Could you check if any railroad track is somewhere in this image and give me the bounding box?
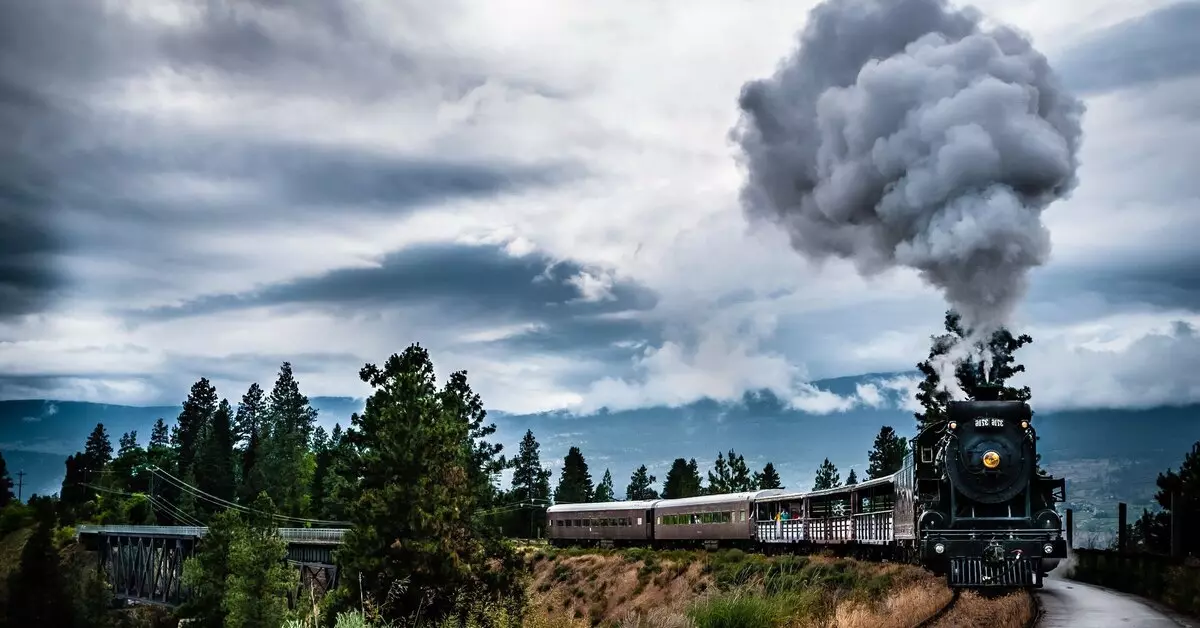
[1025,589,1043,628]
[914,589,961,628]
[913,588,1042,628]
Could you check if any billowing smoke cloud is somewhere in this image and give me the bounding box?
[732,0,1085,335]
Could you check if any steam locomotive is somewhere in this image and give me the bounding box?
[546,387,1068,588]
[914,386,1068,586]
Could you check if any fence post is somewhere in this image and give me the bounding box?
[1065,508,1073,549]
[1170,491,1183,558]
[1118,502,1127,554]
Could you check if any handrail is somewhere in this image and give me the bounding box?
[76,524,348,544]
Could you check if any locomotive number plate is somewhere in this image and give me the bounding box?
[974,417,1004,428]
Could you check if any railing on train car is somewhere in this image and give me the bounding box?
[852,510,895,543]
[757,519,807,542]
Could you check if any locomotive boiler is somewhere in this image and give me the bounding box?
[913,386,1068,587]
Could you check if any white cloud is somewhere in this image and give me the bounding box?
[1016,313,1200,411]
[0,0,1197,418]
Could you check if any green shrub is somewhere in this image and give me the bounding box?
[688,592,785,628]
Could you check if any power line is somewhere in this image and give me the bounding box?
[148,465,350,527]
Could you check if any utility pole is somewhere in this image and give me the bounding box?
[16,470,25,502]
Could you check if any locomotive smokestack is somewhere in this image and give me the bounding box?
[973,384,1003,401]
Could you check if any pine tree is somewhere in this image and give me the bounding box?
[5,497,73,627]
[727,450,753,492]
[236,383,267,503]
[914,310,1033,431]
[626,465,659,500]
[58,454,88,523]
[441,369,507,513]
[196,398,237,511]
[177,378,219,477]
[310,425,331,517]
[180,508,241,627]
[846,469,858,485]
[813,458,841,491]
[223,494,296,628]
[706,451,731,495]
[234,382,266,446]
[866,426,908,479]
[82,423,114,473]
[0,453,14,508]
[111,431,149,495]
[150,418,170,448]
[594,469,616,502]
[508,430,552,538]
[317,423,355,523]
[261,363,318,517]
[662,458,704,499]
[554,446,594,504]
[330,345,524,623]
[118,431,139,456]
[753,462,783,490]
[914,310,1042,472]
[1135,441,1200,555]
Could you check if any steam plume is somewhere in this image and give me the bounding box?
[732,0,1085,335]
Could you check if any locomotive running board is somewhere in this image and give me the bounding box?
[948,557,1041,588]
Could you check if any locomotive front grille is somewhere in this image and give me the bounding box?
[948,557,1040,588]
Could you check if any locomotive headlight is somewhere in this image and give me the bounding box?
[1021,420,1029,429]
[934,543,945,554]
[948,421,957,430]
[1044,544,1054,554]
[982,450,1001,469]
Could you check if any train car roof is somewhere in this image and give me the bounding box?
[546,499,660,513]
[654,489,786,509]
[754,471,899,502]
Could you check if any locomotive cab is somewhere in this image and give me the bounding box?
[913,387,1068,588]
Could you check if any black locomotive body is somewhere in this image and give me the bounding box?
[912,389,1068,587]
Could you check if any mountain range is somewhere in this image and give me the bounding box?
[2,372,1196,542]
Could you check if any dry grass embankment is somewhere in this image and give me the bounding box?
[518,546,963,628]
[925,590,1035,628]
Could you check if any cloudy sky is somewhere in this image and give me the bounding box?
[1,0,1197,418]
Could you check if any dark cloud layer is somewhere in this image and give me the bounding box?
[0,0,580,318]
[1054,2,1200,95]
[135,242,658,327]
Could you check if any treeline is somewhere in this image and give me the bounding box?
[500,425,910,536]
[1122,440,1200,557]
[54,363,343,528]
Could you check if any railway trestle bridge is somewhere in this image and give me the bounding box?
[75,525,347,607]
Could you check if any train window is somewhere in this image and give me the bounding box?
[637,517,642,525]
[921,447,933,463]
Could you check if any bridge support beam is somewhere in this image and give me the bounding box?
[100,534,194,606]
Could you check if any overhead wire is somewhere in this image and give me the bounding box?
[148,465,351,527]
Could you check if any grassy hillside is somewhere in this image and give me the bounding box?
[514,546,1023,628]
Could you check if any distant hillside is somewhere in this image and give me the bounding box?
[2,381,1197,542]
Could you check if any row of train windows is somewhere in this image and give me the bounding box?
[657,511,747,525]
[553,518,633,527]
